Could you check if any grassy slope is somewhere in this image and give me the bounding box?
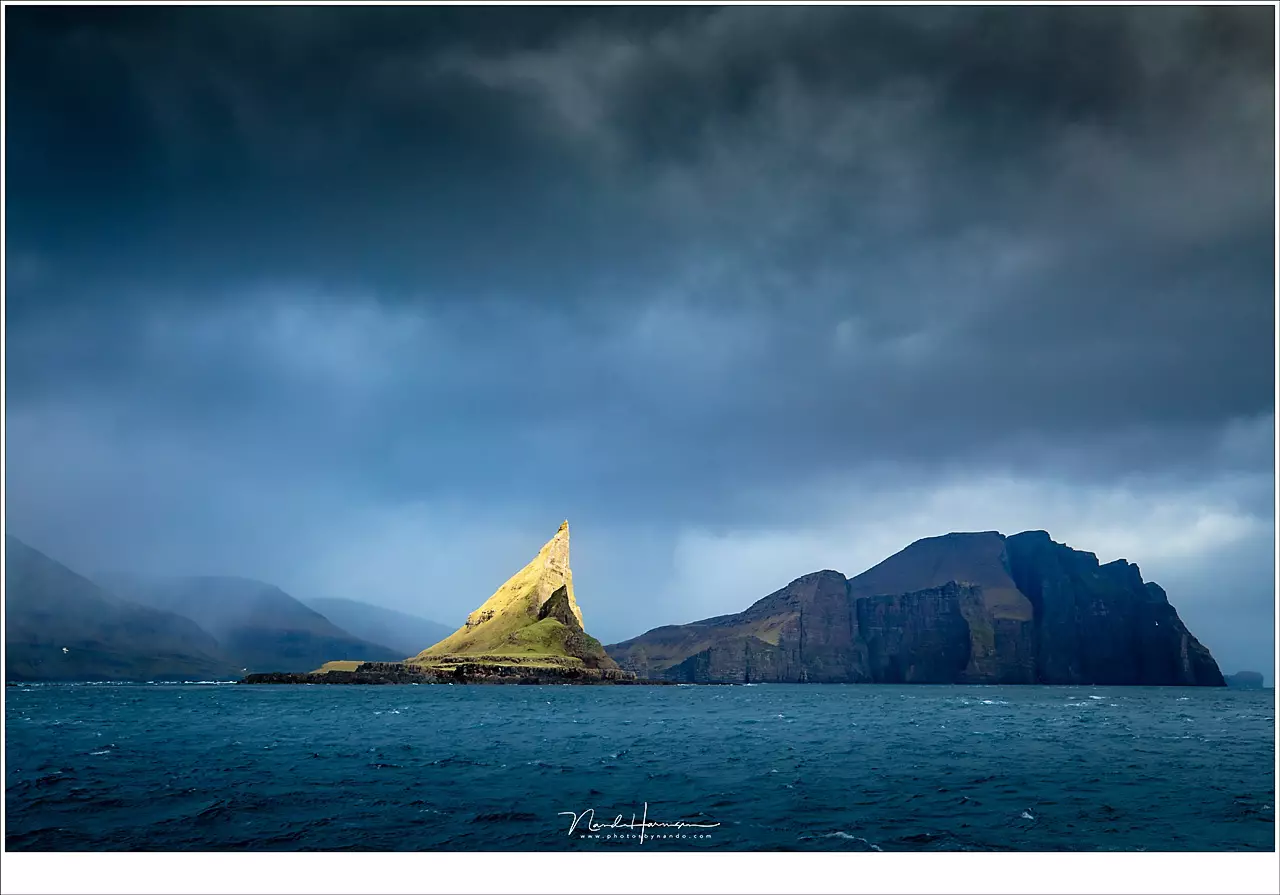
[413,521,584,660]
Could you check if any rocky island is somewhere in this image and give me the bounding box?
[243,522,643,685]
[1225,670,1266,689]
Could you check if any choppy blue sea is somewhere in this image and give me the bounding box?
[5,683,1274,851]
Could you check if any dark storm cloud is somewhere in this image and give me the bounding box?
[4,6,1274,674]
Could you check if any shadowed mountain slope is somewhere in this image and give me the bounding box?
[5,536,239,681]
[98,574,402,673]
[847,531,1032,620]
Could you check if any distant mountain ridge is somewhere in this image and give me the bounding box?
[4,535,406,680]
[303,597,452,658]
[98,574,403,673]
[607,530,1224,686]
[4,536,240,681]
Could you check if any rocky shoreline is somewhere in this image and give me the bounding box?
[239,660,672,685]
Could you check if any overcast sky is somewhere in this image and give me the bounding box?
[5,6,1275,678]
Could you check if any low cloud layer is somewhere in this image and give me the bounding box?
[5,7,1274,677]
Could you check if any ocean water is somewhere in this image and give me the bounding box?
[5,683,1274,851]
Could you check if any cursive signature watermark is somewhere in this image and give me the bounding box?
[558,802,720,844]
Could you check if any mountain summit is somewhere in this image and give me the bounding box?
[412,521,615,670]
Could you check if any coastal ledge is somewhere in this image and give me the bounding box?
[240,659,671,685]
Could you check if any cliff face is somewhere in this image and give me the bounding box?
[1005,531,1223,686]
[608,530,1222,686]
[848,533,1036,684]
[661,571,865,683]
[860,583,989,683]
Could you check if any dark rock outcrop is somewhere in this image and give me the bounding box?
[536,585,617,670]
[538,585,582,629]
[608,530,1223,686]
[242,658,645,685]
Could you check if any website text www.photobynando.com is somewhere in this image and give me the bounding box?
[559,802,721,844]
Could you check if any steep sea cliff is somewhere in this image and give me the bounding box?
[608,531,1223,686]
